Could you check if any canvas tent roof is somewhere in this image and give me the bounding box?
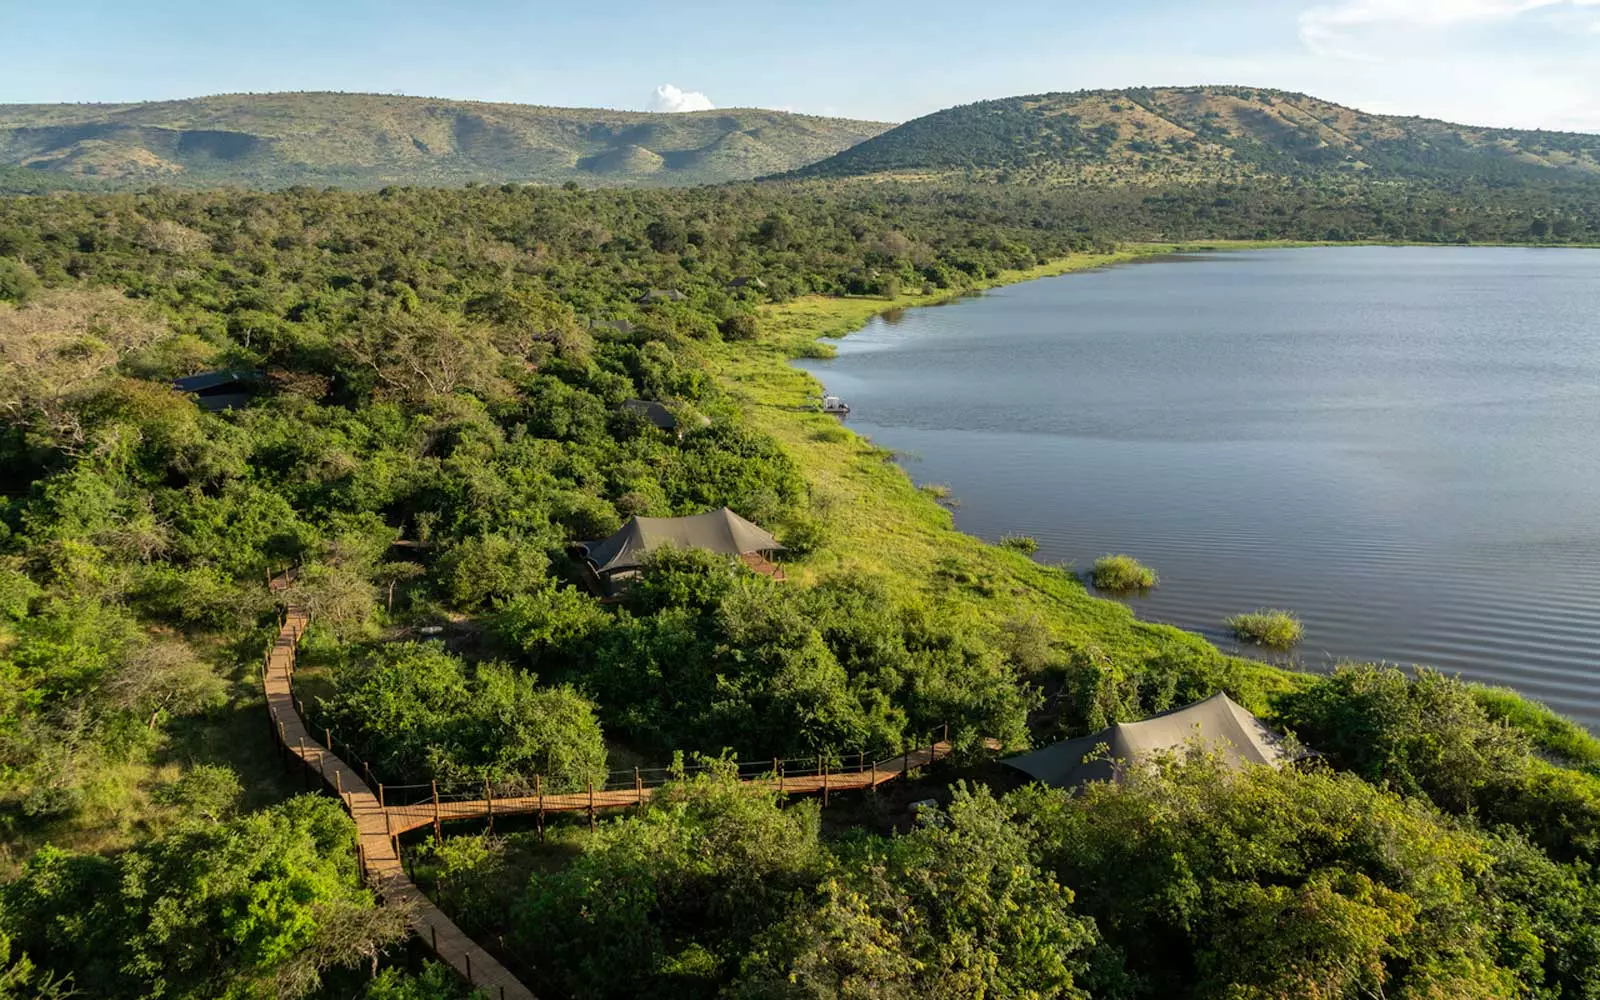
[621,399,678,430]
[579,508,783,575]
[1004,693,1288,789]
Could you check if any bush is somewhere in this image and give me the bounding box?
[1226,609,1303,649]
[1090,554,1157,591]
[1000,534,1039,555]
[0,257,40,303]
[718,312,759,341]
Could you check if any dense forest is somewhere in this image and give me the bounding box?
[3,175,1600,999]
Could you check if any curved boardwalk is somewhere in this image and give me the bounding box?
[262,579,982,998]
[263,603,537,1000]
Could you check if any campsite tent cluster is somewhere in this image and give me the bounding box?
[1005,693,1291,789]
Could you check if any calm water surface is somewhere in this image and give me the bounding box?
[800,247,1600,729]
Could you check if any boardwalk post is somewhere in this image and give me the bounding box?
[431,924,437,952]
[485,777,493,834]
[775,758,782,794]
[324,727,332,750]
[587,780,596,832]
[465,952,473,986]
[536,775,545,841]
[635,767,643,810]
[870,757,877,789]
[822,759,829,807]
[431,781,441,844]
[299,738,310,790]
[378,783,385,809]
[334,769,344,810]
[943,722,950,745]
[364,760,372,788]
[277,721,287,767]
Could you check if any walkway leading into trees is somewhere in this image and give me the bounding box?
[261,575,982,998]
[262,599,538,1000]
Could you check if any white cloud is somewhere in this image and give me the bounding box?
[1301,0,1600,57]
[651,84,714,113]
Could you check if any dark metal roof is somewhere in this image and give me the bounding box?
[172,369,264,393]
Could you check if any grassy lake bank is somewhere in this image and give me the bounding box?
[709,242,1600,763]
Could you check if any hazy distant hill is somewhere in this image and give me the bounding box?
[0,92,891,189]
[794,87,1600,184]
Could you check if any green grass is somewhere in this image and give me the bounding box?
[1226,610,1305,650]
[1091,554,1158,591]
[1474,686,1600,771]
[703,246,1300,711]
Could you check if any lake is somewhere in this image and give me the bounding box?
[799,247,1600,730]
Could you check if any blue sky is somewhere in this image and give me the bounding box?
[4,0,1599,130]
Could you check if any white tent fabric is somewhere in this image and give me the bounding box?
[1005,693,1288,789]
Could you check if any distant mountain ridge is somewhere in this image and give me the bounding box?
[0,92,892,189]
[794,86,1600,184]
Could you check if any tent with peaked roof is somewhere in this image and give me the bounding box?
[1004,693,1289,789]
[577,508,785,591]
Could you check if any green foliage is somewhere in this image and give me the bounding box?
[1275,666,1527,811]
[1016,754,1577,999]
[1226,609,1303,649]
[511,767,825,999]
[1090,554,1157,591]
[0,258,38,303]
[730,783,1097,1000]
[364,963,487,1000]
[1277,666,1600,865]
[0,796,407,999]
[320,642,606,787]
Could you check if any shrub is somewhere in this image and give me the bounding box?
[1001,534,1039,555]
[0,257,40,303]
[1090,554,1157,591]
[718,312,759,341]
[1226,609,1303,649]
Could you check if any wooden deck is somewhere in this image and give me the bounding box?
[384,742,954,835]
[262,572,987,997]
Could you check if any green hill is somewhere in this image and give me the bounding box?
[794,86,1600,184]
[0,91,891,189]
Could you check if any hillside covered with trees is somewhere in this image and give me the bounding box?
[0,92,890,189]
[2,177,1600,998]
[796,86,1600,186]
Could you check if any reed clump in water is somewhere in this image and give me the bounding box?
[1091,554,1158,591]
[1001,534,1039,555]
[1227,609,1304,649]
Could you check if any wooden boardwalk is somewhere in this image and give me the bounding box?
[261,576,981,997]
[384,742,956,835]
[263,604,537,1000]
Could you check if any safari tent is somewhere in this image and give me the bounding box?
[1005,693,1288,789]
[578,507,785,593]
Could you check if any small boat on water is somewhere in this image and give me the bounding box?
[821,394,850,415]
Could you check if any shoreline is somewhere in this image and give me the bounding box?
[710,241,1600,754]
